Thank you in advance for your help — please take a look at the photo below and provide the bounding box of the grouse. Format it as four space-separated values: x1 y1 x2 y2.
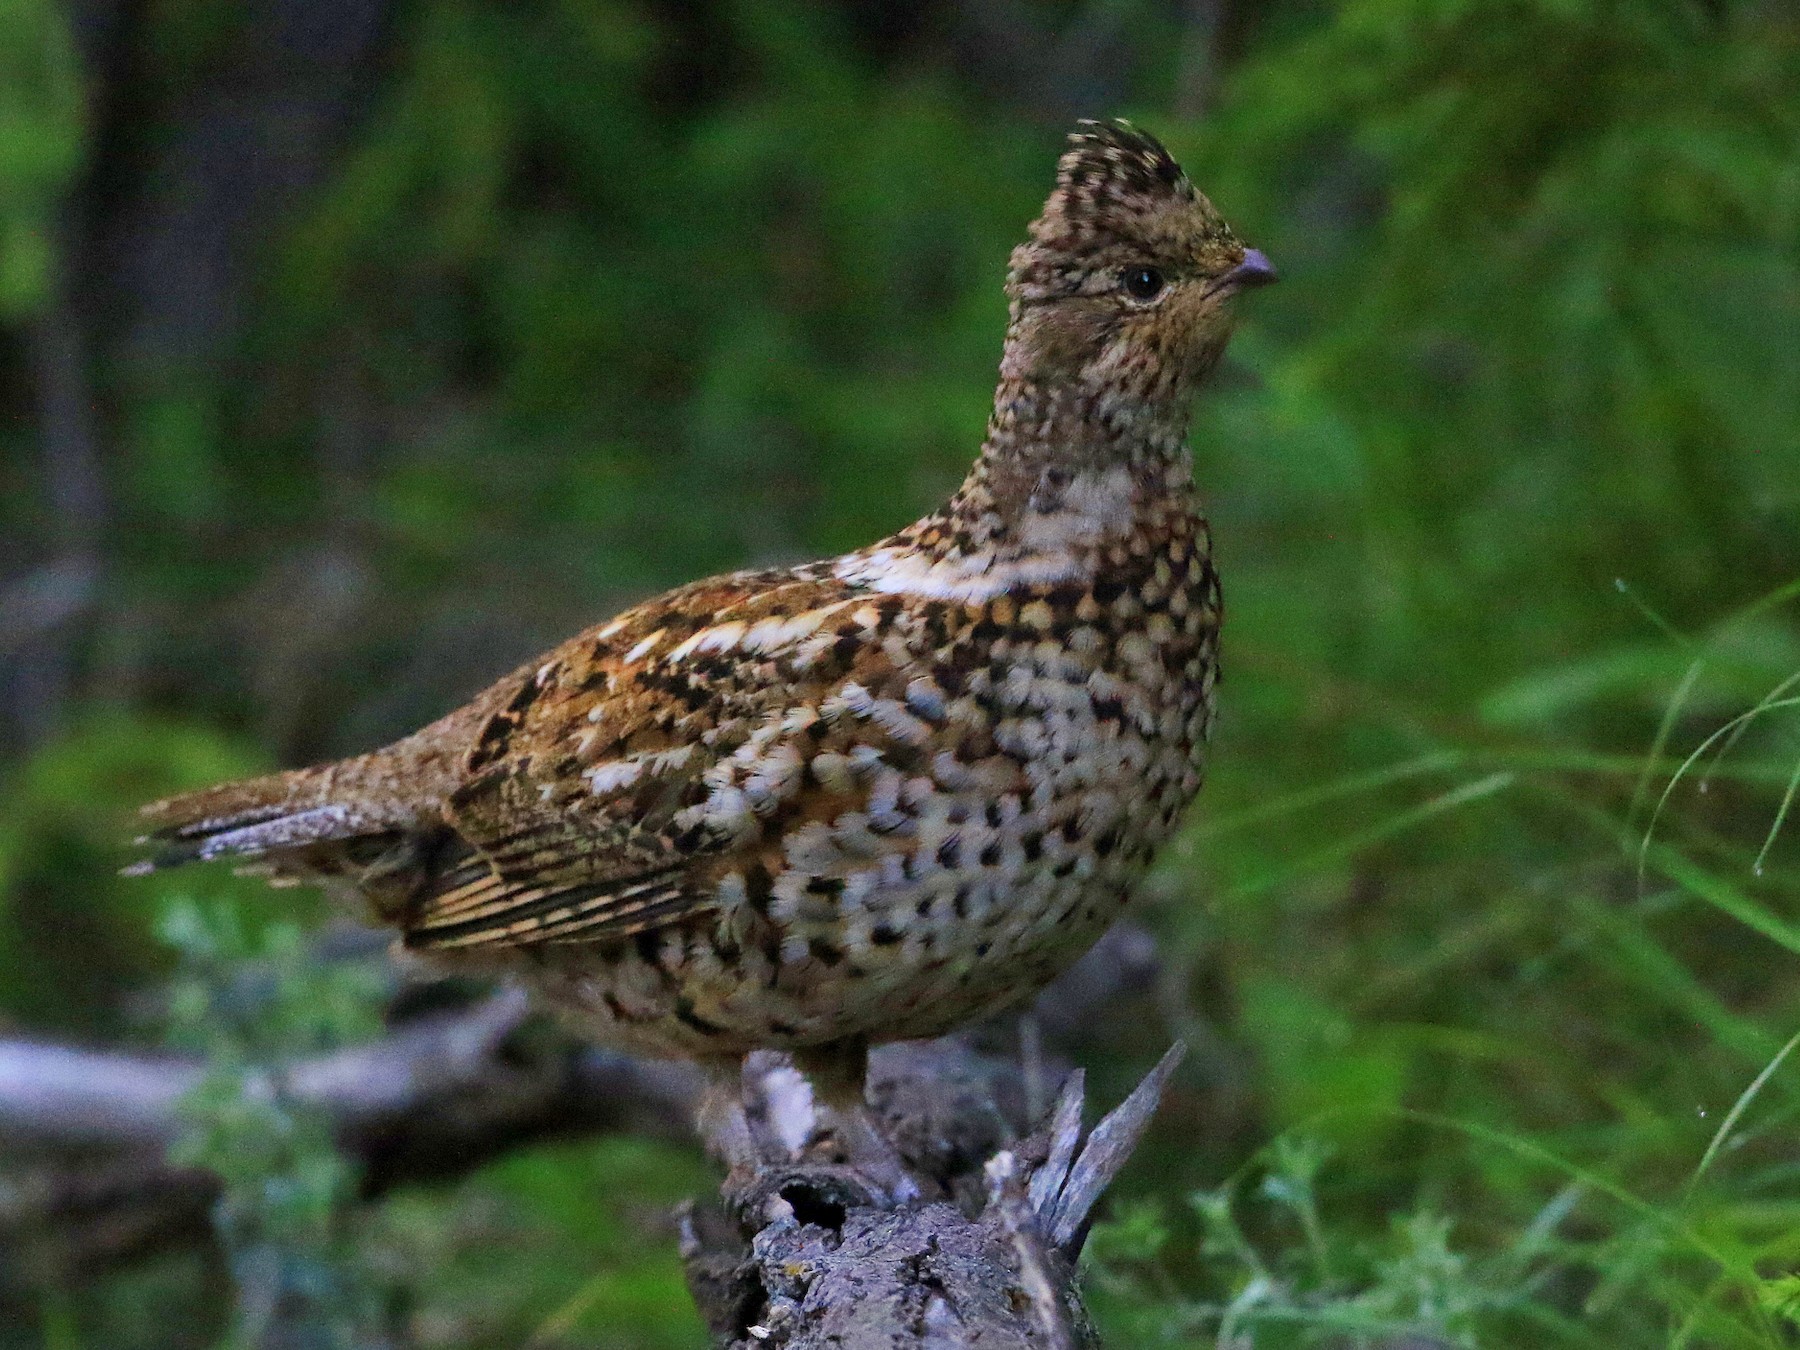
134 120 1275 1190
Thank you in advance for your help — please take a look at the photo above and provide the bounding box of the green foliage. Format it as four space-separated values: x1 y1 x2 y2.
160 900 394 1349
1090 1117 1800 1347
145 900 709 1350
375 1138 710 1348
1091 1138 1527 1347
1086 3 1800 1343
0 717 277 1033
3 0 1798 1344
0 0 80 316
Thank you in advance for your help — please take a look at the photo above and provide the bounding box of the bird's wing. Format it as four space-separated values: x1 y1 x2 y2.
404 566 937 950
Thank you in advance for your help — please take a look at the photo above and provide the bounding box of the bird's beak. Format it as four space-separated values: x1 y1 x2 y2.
1224 247 1278 291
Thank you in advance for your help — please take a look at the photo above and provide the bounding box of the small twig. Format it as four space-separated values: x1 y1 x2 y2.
1026 1068 1085 1218
987 1151 1080 1350
1041 1042 1186 1251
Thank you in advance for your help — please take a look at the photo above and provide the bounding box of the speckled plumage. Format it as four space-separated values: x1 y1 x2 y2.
136 121 1271 1077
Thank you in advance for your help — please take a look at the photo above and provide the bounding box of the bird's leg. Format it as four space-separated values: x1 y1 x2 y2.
791 1038 919 1204
694 1055 762 1175
696 1053 830 1171
702 1048 912 1220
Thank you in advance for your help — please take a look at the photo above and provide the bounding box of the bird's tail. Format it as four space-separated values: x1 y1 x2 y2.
126 699 486 921
127 754 408 876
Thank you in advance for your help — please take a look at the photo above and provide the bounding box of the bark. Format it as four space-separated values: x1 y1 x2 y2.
680 1047 1183 1349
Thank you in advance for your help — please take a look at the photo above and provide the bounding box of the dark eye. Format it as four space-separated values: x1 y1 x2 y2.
1122 266 1166 301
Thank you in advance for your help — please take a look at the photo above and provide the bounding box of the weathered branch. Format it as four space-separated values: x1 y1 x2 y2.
680 1045 1185 1348
0 989 708 1157
0 994 704 1275
0 926 1179 1344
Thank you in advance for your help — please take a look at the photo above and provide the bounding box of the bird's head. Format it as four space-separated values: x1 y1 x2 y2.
1003 120 1274 405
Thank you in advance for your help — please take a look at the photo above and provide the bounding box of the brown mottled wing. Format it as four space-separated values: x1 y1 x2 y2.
403 566 903 950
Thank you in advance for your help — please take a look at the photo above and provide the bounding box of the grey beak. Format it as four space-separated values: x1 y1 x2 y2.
1228 247 1279 289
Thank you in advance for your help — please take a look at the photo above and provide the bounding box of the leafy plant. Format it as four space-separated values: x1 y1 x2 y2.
160 899 393 1350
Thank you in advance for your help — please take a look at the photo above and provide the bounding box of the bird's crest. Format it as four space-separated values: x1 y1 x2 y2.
1049 120 1198 222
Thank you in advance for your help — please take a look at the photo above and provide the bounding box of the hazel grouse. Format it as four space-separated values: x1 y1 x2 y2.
134 120 1275 1188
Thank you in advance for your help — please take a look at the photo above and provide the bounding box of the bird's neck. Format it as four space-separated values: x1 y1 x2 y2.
835 374 1200 602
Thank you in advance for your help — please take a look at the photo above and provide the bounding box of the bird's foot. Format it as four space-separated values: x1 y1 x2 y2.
710 1047 922 1213
721 1102 919 1216
810 1100 921 1206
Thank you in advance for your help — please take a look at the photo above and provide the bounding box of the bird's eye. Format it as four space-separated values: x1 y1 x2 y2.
1122 266 1166 301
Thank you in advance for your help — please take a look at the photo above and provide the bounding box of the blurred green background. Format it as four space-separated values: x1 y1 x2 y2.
2 0 1798 1345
